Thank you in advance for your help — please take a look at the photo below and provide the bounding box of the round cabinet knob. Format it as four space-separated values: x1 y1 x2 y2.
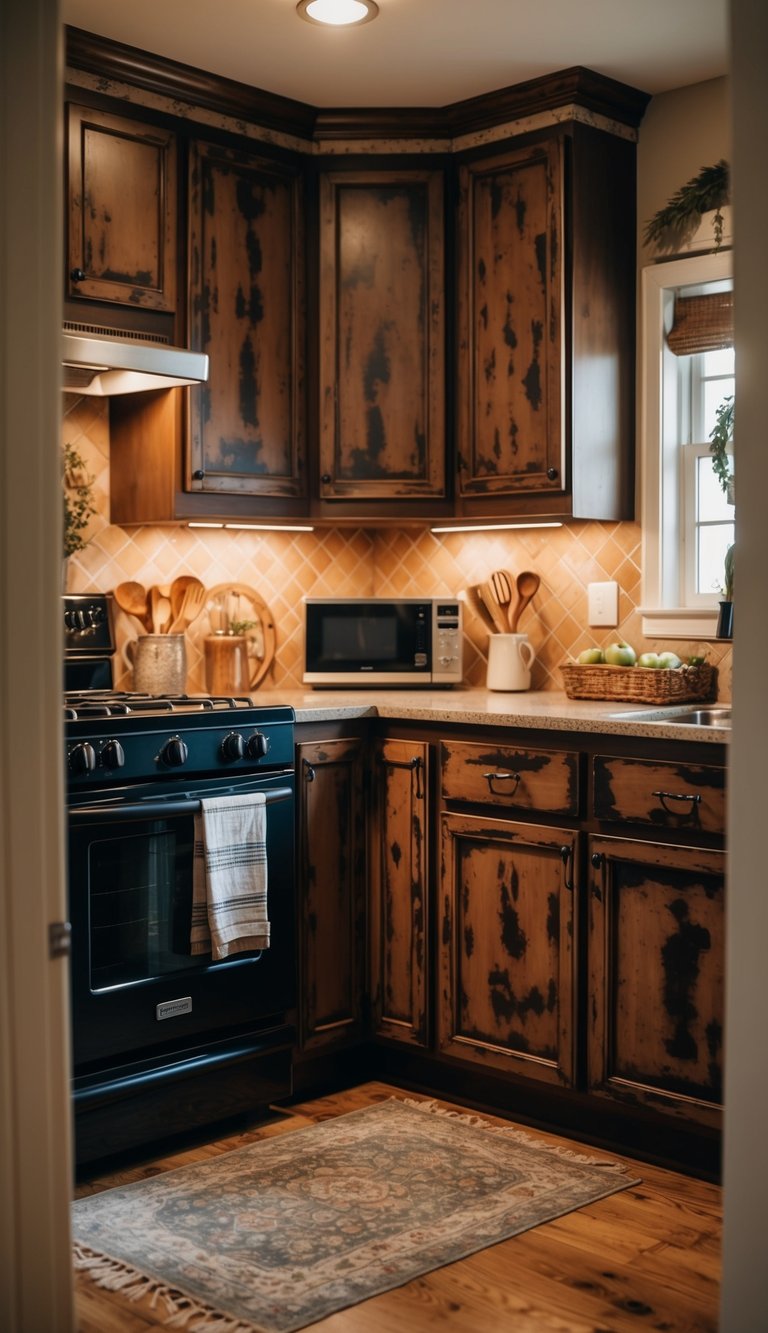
245 731 270 760
221 731 245 762
546 467 559 482
321 473 332 485
70 267 86 283
192 469 205 481
69 742 97 775
100 739 126 770
159 736 189 767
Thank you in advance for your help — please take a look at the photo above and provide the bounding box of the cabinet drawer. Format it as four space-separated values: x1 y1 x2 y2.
440 740 579 817
593 755 726 835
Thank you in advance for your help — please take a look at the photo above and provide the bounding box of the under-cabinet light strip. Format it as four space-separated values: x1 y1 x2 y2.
430 522 563 533
186 521 315 532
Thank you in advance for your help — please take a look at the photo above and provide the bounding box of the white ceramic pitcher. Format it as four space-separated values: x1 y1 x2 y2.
486 633 536 692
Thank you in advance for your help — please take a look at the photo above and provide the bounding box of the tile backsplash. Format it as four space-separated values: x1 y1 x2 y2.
63 395 732 700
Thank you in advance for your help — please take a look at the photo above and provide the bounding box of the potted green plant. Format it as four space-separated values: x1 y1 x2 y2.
644 160 730 254
63 441 97 557
716 542 734 639
709 395 734 504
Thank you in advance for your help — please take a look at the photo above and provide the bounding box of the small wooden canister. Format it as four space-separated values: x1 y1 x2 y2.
204 634 250 695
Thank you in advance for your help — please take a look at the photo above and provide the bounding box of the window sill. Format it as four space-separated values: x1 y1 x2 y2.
641 607 721 640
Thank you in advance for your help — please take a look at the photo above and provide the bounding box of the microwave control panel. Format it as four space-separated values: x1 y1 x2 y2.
433 601 463 683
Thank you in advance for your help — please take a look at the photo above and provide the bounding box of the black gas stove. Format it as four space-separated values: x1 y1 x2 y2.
62 594 297 1167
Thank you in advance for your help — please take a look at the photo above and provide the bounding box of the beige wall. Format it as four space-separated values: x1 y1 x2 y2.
63 76 734 701
637 75 731 259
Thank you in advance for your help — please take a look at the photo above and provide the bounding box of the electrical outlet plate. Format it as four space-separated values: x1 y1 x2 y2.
587 581 619 627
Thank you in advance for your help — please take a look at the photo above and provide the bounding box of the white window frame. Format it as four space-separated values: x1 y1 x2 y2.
640 250 734 638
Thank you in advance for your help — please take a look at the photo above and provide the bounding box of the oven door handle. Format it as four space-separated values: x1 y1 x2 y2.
69 786 293 823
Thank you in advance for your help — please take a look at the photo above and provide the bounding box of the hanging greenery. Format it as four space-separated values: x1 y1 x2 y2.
709 395 734 498
644 160 730 252
63 442 97 557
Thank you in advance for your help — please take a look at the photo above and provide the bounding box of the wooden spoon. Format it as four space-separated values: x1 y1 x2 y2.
490 570 514 620
479 579 511 635
509 570 540 632
169 575 200 627
149 586 172 634
113 581 152 633
168 579 207 634
466 586 497 634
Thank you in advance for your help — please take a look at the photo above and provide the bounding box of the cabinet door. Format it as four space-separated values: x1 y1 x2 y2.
296 739 366 1052
188 141 306 500
457 139 563 498
318 171 445 501
438 811 576 1088
588 836 725 1128
66 104 177 313
370 739 430 1048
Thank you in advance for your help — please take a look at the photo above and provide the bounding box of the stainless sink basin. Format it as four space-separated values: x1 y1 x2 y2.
608 705 731 727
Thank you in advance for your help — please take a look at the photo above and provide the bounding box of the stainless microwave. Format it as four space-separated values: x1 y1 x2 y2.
303 598 463 687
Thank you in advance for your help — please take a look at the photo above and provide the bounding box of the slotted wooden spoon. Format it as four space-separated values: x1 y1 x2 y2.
509 570 540 632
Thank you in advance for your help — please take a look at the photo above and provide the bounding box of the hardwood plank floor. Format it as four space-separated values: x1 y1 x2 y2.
73 1081 721 1332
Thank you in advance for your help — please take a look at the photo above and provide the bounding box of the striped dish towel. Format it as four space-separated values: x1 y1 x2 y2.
190 793 270 959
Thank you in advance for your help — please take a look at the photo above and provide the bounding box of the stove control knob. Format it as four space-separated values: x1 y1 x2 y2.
221 731 245 762
245 730 270 760
68 742 97 775
100 739 125 770
159 736 189 767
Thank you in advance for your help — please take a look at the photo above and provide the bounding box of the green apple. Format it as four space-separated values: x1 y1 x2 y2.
604 641 637 667
577 648 605 664
637 652 662 669
658 651 683 669
687 654 707 666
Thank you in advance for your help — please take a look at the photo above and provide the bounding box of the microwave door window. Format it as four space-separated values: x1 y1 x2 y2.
322 614 397 663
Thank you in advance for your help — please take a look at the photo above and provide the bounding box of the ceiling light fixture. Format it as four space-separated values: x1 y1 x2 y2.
296 0 379 27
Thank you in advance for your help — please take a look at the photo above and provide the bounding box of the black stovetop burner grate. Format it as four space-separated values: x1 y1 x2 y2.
63 690 255 720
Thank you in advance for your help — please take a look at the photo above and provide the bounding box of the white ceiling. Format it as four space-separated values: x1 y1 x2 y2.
61 0 728 108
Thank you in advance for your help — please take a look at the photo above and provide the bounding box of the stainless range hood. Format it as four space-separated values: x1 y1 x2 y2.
62 328 209 396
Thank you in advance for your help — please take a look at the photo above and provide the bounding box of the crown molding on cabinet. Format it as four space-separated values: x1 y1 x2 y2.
65 26 651 148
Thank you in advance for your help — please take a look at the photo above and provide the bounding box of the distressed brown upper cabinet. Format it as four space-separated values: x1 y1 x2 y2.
456 125 637 521
187 141 306 506
66 103 177 321
317 171 447 514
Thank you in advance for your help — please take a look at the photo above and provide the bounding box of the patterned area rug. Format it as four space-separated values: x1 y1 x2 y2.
73 1097 640 1333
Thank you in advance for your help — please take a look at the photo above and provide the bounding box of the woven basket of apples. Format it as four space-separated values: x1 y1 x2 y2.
560 642 716 703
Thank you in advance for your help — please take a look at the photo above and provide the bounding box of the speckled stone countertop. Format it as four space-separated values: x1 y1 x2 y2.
253 688 730 745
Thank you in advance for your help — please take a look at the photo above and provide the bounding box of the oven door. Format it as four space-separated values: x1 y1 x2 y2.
68 769 295 1072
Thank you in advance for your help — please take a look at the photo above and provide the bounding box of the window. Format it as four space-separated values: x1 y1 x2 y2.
641 251 734 638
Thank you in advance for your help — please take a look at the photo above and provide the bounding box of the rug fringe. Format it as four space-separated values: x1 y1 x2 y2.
399 1096 630 1171
73 1243 263 1332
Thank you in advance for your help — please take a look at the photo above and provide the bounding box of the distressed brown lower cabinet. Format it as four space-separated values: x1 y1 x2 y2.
294 736 367 1057
294 723 726 1169
587 836 725 1129
437 739 580 1088
369 738 431 1048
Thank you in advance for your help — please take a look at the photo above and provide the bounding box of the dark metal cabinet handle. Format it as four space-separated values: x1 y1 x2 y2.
483 770 521 797
652 789 702 815
546 467 559 481
70 267 86 283
591 851 604 868
321 473 332 485
560 844 573 892
192 469 205 481
378 754 424 800
302 759 316 782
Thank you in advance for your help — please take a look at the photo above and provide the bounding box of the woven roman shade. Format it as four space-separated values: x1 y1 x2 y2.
667 290 734 356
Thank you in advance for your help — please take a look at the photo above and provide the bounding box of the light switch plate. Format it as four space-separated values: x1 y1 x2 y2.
587 581 619 627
